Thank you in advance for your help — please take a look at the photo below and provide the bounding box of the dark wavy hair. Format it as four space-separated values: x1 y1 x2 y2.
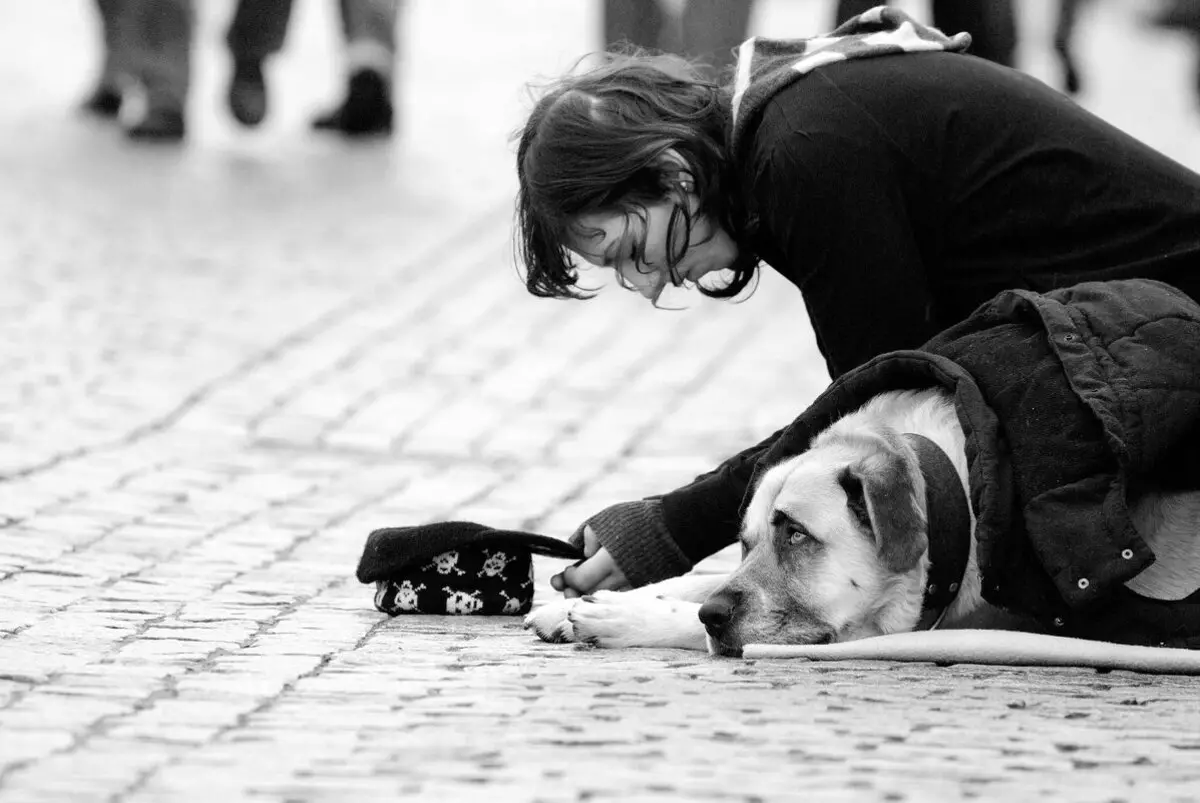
514 51 759 300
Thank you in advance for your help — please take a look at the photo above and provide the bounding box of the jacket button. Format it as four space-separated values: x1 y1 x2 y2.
1121 549 1134 559
1063 333 1078 343
948 582 959 593
1077 578 1090 590
928 583 938 595
1053 617 1065 627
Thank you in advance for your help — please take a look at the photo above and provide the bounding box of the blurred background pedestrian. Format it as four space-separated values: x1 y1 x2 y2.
226 0 400 136
603 0 755 79
73 1 1200 150
82 0 192 140
1149 0 1200 98
602 1 1085 96
83 0 399 142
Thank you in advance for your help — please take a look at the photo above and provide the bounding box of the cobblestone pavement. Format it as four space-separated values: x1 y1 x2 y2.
1 1 1199 801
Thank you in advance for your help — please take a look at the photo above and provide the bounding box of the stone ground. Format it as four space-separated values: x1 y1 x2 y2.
1 0 1199 801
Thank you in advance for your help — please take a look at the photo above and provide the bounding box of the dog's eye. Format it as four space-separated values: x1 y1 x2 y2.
787 525 809 546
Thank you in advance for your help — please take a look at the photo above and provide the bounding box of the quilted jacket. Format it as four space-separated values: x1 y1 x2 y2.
741 279 1200 646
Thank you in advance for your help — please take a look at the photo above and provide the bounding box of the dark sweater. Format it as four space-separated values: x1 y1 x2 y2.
588 52 1200 587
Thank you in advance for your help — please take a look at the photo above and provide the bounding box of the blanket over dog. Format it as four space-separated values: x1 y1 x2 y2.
743 279 1200 648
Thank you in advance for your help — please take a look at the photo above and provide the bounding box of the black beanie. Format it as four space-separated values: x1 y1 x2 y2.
357 521 585 616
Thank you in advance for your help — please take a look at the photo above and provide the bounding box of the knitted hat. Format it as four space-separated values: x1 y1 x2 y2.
356 521 585 616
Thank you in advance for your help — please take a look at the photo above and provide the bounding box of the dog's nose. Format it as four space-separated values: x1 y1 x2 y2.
698 591 738 636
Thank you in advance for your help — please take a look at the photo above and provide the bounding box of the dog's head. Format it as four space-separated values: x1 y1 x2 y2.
701 427 930 656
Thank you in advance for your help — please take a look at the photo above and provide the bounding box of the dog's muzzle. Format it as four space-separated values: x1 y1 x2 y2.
698 590 737 636
698 590 742 655
700 589 837 655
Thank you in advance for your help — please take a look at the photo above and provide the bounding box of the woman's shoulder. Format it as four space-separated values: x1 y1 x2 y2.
744 52 1106 174
743 54 955 156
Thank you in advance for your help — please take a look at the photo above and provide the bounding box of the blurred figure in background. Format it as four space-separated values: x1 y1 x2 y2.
834 0 1016 67
836 0 1085 97
1149 0 1200 99
225 0 292 128
1151 0 1200 29
226 0 399 136
83 0 398 141
82 0 192 140
604 0 755 79
1054 0 1085 95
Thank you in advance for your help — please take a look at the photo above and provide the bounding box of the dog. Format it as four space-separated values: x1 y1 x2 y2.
526 387 1200 657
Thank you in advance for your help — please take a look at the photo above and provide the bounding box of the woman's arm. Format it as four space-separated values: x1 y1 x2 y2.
560 422 793 593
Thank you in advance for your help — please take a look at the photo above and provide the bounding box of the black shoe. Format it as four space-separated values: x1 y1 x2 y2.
311 69 393 136
228 58 267 127
80 84 122 118
126 107 186 142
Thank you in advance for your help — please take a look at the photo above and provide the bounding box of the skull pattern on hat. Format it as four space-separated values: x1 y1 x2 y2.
373 545 536 616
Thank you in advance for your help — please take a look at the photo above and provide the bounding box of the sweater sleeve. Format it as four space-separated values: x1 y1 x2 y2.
578 500 692 588
656 422 791 564
581 423 792 586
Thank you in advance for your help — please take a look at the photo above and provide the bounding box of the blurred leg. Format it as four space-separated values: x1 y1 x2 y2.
225 0 295 126
82 0 126 115
604 0 667 51
680 0 754 77
1150 0 1200 30
834 0 887 27
1147 0 1200 101
226 0 295 61
931 0 1017 67
311 0 399 136
341 0 399 82
94 0 126 88
1054 0 1083 94
124 0 192 111
123 0 192 139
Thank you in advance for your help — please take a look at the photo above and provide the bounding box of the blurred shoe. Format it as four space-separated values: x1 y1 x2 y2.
126 107 186 142
80 84 122 118
311 69 393 137
1149 0 1200 32
228 58 267 127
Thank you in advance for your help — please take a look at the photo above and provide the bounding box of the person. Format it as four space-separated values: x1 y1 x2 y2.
604 0 755 79
512 8 1200 597
82 0 192 140
224 0 400 135
83 0 397 140
1148 0 1200 99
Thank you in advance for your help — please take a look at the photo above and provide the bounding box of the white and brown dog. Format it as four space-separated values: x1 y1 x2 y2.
525 388 1200 666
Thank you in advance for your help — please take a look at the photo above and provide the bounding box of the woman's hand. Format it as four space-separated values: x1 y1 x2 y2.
550 525 630 597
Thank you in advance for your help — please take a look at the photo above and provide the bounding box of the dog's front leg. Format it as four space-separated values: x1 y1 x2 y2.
524 573 725 650
566 591 709 650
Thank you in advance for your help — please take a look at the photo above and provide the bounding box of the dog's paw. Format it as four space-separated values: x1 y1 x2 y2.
568 590 706 650
524 598 579 643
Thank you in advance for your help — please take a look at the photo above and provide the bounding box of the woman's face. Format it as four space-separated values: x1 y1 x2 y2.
568 199 739 304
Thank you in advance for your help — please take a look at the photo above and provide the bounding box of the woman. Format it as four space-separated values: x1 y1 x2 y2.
513 8 1200 597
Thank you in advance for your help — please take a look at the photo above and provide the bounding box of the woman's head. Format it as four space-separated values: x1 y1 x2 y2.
515 51 758 304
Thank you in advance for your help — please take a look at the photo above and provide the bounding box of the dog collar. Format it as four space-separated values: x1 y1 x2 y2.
902 433 971 631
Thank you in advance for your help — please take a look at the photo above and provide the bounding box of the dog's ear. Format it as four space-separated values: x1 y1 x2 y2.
840 439 927 573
